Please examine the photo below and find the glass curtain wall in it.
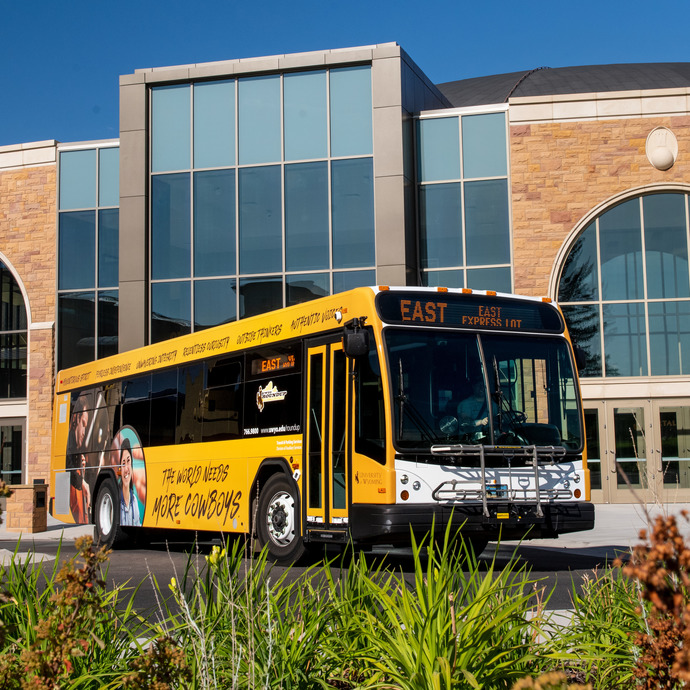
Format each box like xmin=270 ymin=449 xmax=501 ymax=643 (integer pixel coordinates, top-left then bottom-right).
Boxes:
xmin=417 ymin=111 xmax=512 ymax=292
xmin=558 ymin=192 xmax=690 ymax=378
xmin=150 ymin=66 xmax=375 ymax=343
xmin=57 ymin=146 xmax=119 ymax=370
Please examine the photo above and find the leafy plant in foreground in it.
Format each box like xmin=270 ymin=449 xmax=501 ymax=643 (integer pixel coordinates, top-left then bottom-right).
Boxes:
xmin=0 ymin=537 xmax=188 ymax=689
xmin=617 ymin=511 xmax=690 ymax=688
xmin=546 ymin=566 xmax=643 ymax=688
xmin=327 ymin=528 xmax=548 ymax=689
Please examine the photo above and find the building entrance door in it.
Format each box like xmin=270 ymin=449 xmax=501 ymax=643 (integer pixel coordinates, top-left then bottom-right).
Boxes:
xmin=583 ymin=399 xmax=690 ymax=503
xmin=653 ymin=400 xmax=690 ymax=499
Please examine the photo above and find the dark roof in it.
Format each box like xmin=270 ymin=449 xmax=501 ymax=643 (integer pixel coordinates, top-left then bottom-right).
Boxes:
xmin=436 ymin=63 xmax=690 ymax=108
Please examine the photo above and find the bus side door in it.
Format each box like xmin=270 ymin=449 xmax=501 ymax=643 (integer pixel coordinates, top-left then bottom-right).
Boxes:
xmin=305 ymin=341 xmax=349 ymax=532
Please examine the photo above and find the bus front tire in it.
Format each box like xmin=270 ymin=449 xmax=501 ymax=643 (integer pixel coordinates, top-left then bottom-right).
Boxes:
xmin=256 ymin=475 xmax=305 ymax=565
xmin=94 ymin=478 xmax=122 ymax=549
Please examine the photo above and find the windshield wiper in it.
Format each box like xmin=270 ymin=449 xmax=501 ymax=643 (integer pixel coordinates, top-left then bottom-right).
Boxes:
xmin=491 ymin=356 xmax=526 ymax=440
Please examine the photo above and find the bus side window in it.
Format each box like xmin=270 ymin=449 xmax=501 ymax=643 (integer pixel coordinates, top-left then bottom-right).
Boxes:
xmin=150 ymin=369 xmax=178 ymax=446
xmin=177 ymin=365 xmax=203 ymax=444
xmin=355 ymin=337 xmax=386 ymax=464
xmin=121 ymin=375 xmax=151 ymax=446
xmin=202 ymin=358 xmax=242 ymax=442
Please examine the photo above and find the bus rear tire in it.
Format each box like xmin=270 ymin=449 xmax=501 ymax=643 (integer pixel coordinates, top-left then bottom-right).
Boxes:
xmin=94 ymin=478 xmax=122 ymax=549
xmin=256 ymin=474 xmax=305 ymax=565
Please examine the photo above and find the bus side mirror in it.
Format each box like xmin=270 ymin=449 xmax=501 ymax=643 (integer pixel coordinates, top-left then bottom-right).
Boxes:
xmin=342 ymin=317 xmax=370 ymax=358
xmin=574 ymin=345 xmax=587 ymax=372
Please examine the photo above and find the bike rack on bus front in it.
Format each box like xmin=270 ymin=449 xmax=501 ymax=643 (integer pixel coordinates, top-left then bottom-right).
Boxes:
xmin=430 ymin=444 xmax=568 ymax=518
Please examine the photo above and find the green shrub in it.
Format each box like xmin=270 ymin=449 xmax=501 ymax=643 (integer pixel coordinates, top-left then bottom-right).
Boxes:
xmin=0 ymin=537 xmax=189 ymax=689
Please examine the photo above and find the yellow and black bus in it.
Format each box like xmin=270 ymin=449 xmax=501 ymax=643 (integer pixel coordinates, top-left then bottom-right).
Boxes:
xmin=50 ymin=286 xmax=593 ymax=562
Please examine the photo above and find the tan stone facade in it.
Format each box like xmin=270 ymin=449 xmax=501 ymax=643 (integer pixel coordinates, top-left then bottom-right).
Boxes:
xmin=0 ymin=141 xmax=57 ymax=483
xmin=510 ymin=107 xmax=690 ymax=297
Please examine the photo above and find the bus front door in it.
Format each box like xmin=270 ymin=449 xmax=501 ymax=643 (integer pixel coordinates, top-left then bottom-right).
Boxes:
xmin=305 ymin=341 xmax=349 ymax=541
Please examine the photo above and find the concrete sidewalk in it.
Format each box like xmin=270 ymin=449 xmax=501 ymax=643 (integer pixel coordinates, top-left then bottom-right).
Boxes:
xmin=0 ymin=513 xmax=94 ymax=543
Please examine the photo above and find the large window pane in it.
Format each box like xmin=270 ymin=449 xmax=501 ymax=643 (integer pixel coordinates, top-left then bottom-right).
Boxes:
xmin=462 ymin=113 xmax=507 ymax=178
xmin=333 ymin=270 xmax=375 ymax=294
xmin=599 ymin=199 xmax=643 ymax=300
xmin=0 ymin=425 xmax=23 ymax=485
xmin=194 ymin=80 xmax=235 ymax=169
xmin=332 ymin=158 xmax=375 ymax=269
xmin=194 ymin=169 xmax=236 ymax=277
xmin=59 ymin=150 xmax=97 ymax=210
xmin=58 ymin=292 xmax=95 ymax=369
xmin=464 ymin=179 xmax=510 ymax=265
xmin=467 ymin=266 xmax=511 ymax=293
xmin=238 ymin=76 xmax=281 ymax=165
xmin=0 ymin=334 xmax=26 ymax=398
xmin=422 ymin=269 xmax=464 ymax=288
xmin=194 ymin=279 xmax=236 ymax=330
xmin=59 ymin=211 xmax=95 ymax=290
xmin=330 ymin=66 xmax=372 ymax=157
xmin=151 ymin=85 xmax=191 ymax=172
xmin=603 ymin=303 xmax=648 ymax=376
xmin=239 ymin=276 xmax=282 ymax=318
xmin=644 ymin=194 xmax=689 ymax=299
xmin=98 ymin=148 xmax=119 ymax=207
xmin=97 ymin=290 xmax=118 ymax=359
xmin=286 ymin=273 xmax=329 ymax=306
xmin=649 ymin=301 xmax=690 ymax=375
xmin=419 ymin=183 xmax=462 ymax=268
xmin=417 ymin=117 xmax=460 ymax=182
xmin=285 ymin=162 xmax=329 ymax=272
xmin=98 ymin=209 xmax=119 ymax=288
xmin=151 ymin=281 xmax=191 ymax=343
xmin=152 ymin=173 xmax=190 ymax=280
xmin=562 ymin=304 xmax=603 ymax=377
xmin=284 ymin=71 xmax=327 ymax=161
xmin=239 ymin=166 xmax=282 ymax=274
xmin=0 ymin=263 xmax=27 ymax=332
xmin=559 ymin=222 xmax=599 ymax=302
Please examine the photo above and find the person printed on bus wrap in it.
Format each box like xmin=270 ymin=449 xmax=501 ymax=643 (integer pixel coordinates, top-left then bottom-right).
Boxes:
xmin=118 ymin=438 xmax=142 ymax=527
xmin=67 ymin=394 xmax=91 ymax=523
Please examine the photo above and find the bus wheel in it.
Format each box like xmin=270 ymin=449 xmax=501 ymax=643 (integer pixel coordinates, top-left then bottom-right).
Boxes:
xmin=257 ymin=475 xmax=305 ymax=564
xmin=94 ymin=478 xmax=122 ymax=549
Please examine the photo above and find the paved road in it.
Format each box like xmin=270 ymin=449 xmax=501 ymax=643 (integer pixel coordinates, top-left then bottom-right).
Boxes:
xmin=2 ymin=503 xmax=689 ymax=615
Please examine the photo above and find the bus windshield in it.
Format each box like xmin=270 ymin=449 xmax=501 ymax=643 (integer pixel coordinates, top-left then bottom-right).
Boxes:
xmin=385 ymin=329 xmax=583 ymax=454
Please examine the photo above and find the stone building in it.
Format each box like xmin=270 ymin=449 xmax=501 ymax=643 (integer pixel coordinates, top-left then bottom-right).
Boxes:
xmin=2 ymin=44 xmax=690 ymax=505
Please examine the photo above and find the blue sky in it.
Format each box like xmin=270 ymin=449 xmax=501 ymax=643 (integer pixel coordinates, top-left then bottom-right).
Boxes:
xmin=2 ymin=0 xmax=689 ymax=147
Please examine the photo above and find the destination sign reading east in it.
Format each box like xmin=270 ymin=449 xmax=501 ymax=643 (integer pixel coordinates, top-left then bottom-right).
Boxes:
xmin=376 ymin=292 xmax=564 ymax=333
xmin=250 ymin=353 xmax=297 ymax=376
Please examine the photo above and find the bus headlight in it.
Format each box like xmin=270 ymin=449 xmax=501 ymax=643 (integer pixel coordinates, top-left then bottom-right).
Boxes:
xmin=413 ymin=481 xmax=421 ymax=491
xmin=400 ymin=474 xmax=409 ymax=485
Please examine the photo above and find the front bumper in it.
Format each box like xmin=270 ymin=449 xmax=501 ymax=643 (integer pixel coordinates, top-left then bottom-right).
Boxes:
xmin=349 ymin=501 xmax=595 ymax=544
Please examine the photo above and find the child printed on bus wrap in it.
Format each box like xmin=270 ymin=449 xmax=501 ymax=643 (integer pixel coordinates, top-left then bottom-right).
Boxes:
xmin=113 ymin=435 xmax=147 ymax=527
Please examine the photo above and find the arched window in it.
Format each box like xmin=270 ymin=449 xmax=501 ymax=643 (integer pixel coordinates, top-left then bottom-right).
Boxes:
xmin=0 ymin=261 xmax=27 ymax=398
xmin=558 ymin=192 xmax=690 ymax=378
